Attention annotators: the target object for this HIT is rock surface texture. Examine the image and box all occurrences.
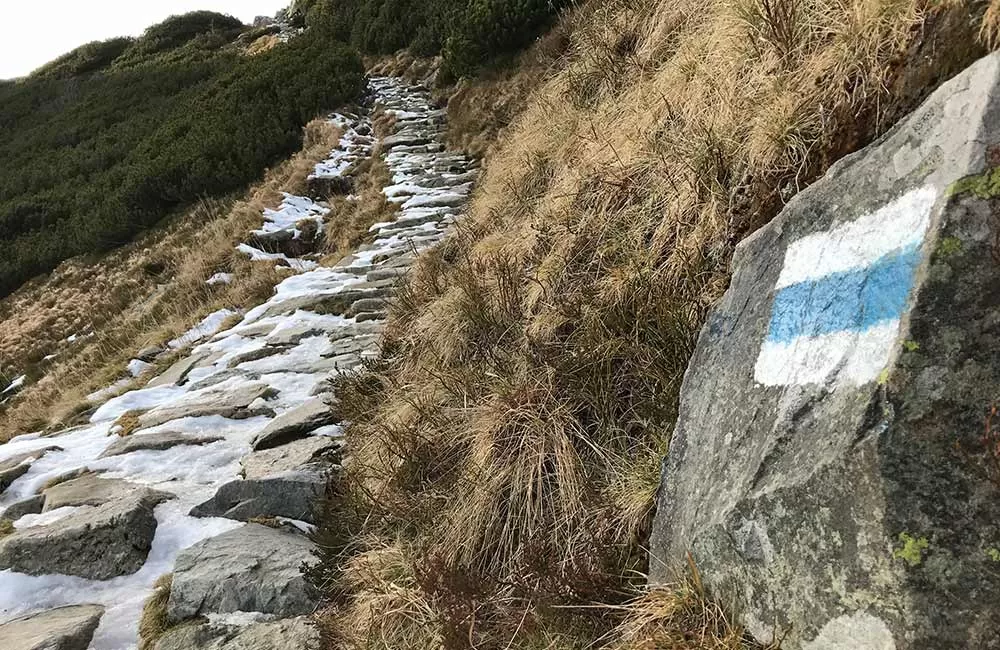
[166,524,318,622]
[0,76,474,650]
[0,604,104,650]
[650,53,1000,648]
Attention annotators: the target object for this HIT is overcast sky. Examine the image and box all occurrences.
[1,1,288,79]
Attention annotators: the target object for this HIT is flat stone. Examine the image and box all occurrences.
[0,604,104,650]
[136,345,165,362]
[138,381,274,429]
[347,297,390,317]
[0,447,61,494]
[251,398,336,451]
[0,491,169,579]
[98,431,223,459]
[186,369,261,392]
[649,52,1000,649]
[189,470,325,523]
[355,312,386,323]
[166,524,318,623]
[0,495,45,522]
[365,266,408,282]
[147,353,207,388]
[42,473,168,511]
[252,283,394,320]
[242,436,340,480]
[225,345,289,369]
[382,132,433,148]
[153,616,319,650]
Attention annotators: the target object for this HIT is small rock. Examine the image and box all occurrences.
[147,353,207,388]
[138,381,274,429]
[189,470,325,523]
[153,616,319,650]
[251,398,335,451]
[0,604,104,650]
[136,345,165,362]
[0,495,45,522]
[242,436,340,480]
[166,524,318,623]
[98,431,223,459]
[0,491,169,579]
[0,447,61,494]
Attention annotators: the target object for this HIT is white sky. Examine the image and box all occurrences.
[1,1,288,79]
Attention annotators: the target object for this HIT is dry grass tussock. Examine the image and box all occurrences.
[137,573,173,650]
[321,156,398,264]
[315,0,994,646]
[0,118,344,441]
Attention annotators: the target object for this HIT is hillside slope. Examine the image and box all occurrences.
[0,11,363,297]
[309,0,997,647]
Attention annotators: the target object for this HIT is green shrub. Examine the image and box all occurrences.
[0,29,364,296]
[32,38,133,79]
[304,0,567,75]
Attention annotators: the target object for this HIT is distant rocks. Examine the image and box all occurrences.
[0,604,104,650]
[166,524,318,623]
[98,431,223,459]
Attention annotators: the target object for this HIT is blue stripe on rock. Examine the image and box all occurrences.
[766,244,922,343]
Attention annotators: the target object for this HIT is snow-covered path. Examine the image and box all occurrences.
[0,77,475,650]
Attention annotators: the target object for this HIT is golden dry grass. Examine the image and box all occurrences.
[320,156,398,264]
[0,119,344,441]
[138,573,173,650]
[314,0,994,647]
[113,411,142,437]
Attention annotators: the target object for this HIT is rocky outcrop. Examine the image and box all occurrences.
[251,398,335,450]
[0,491,169,579]
[0,604,104,650]
[189,470,325,523]
[649,53,1000,648]
[153,616,319,650]
[166,524,318,622]
[242,436,339,480]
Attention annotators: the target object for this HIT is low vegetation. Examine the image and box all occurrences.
[291,0,569,79]
[0,12,364,297]
[0,118,345,440]
[309,0,994,646]
[137,574,173,650]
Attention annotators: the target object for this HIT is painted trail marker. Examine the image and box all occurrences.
[650,53,1000,650]
[754,186,938,387]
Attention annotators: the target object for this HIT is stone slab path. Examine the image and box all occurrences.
[0,77,475,650]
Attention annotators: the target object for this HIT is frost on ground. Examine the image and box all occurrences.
[0,77,476,650]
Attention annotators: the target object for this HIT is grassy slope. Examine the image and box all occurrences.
[0,119,345,440]
[314,0,994,647]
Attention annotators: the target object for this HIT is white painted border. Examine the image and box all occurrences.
[754,320,900,387]
[775,187,937,290]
